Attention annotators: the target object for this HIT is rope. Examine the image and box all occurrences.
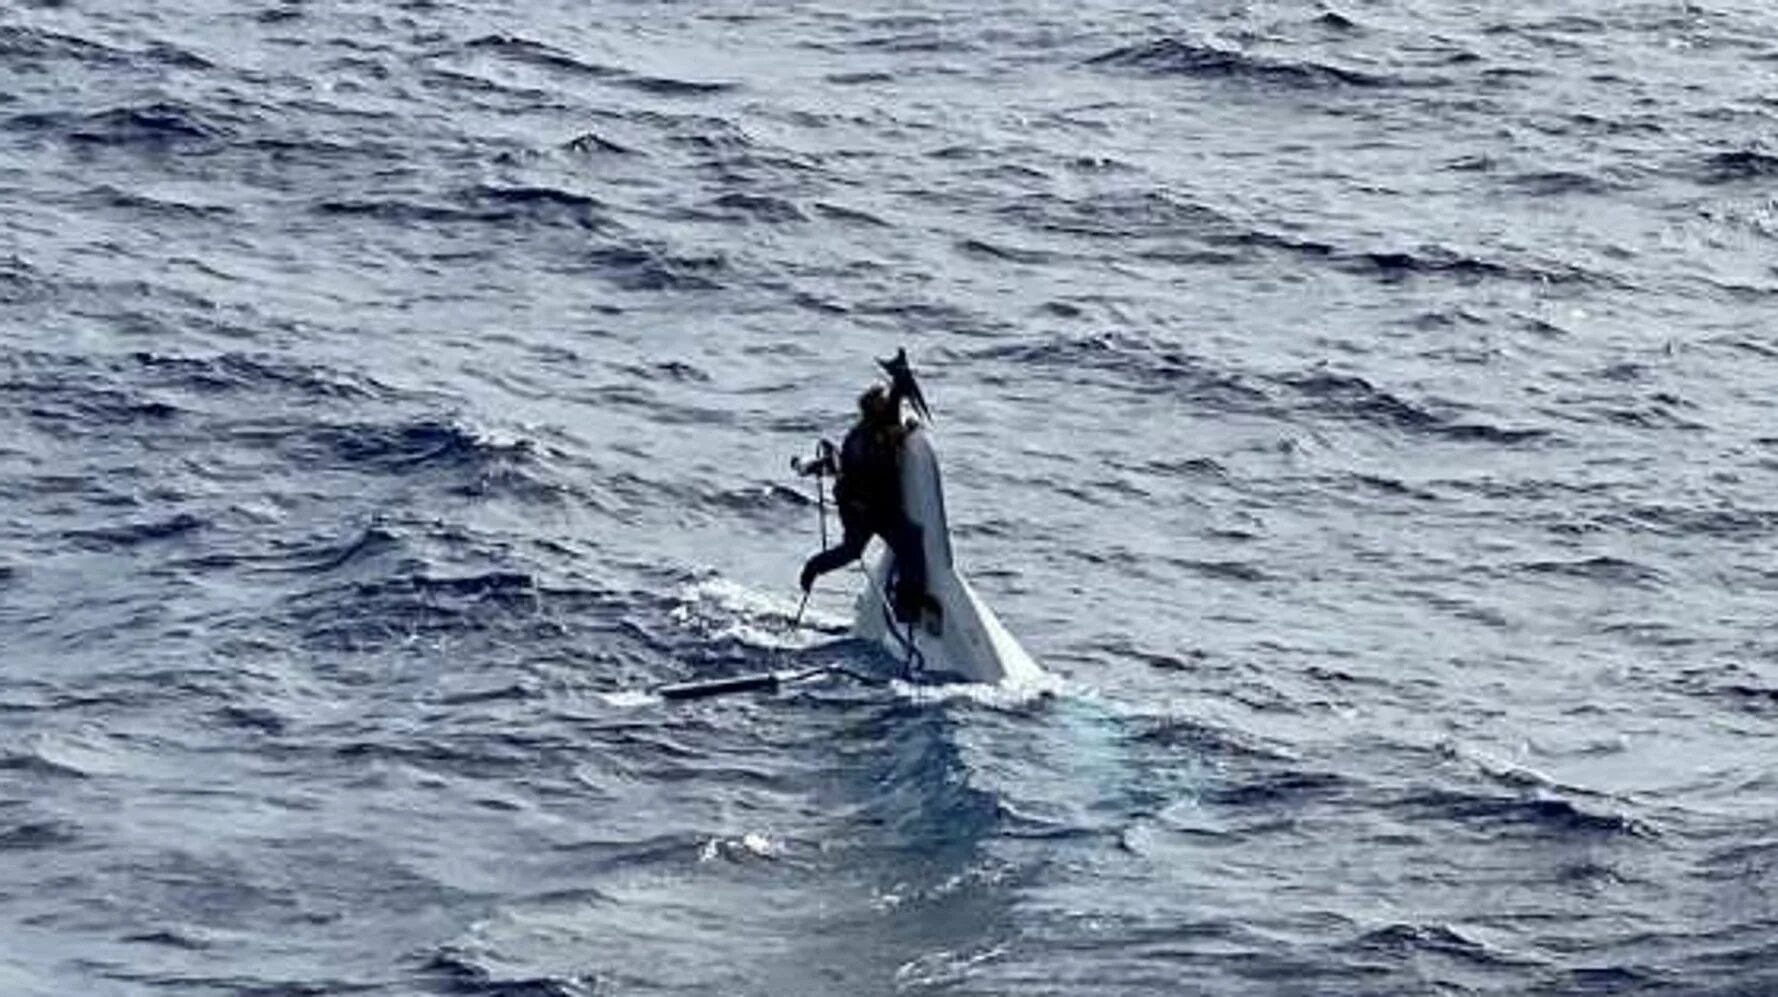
[815,467,828,550]
[856,558,924,678]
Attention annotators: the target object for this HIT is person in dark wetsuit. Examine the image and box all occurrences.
[797,381,928,622]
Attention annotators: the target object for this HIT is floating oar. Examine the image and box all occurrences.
[655,665,829,701]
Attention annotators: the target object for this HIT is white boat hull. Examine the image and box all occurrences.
[852,427,1043,686]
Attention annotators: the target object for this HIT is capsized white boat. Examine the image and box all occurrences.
[852,424,1044,686]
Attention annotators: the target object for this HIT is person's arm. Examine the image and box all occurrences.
[792,439,840,477]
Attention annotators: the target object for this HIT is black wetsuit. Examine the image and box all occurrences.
[800,419,928,621]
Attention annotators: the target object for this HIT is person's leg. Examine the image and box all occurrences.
[801,516,870,590]
[881,515,927,621]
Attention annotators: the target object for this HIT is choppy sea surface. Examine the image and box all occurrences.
[4,1,1778,993]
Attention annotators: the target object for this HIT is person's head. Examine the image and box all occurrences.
[857,383,896,426]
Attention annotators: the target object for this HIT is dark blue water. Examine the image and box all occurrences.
[5,0,1778,993]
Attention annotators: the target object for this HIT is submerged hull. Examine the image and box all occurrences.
[852,427,1044,686]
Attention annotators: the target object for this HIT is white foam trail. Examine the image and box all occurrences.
[889,669,1066,709]
[697,831,780,863]
[670,575,846,650]
[597,689,661,709]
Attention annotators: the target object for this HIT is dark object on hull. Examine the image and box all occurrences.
[877,347,932,423]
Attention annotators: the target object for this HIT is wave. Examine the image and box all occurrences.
[1202,769,1350,807]
[628,108,754,150]
[1344,246,1561,283]
[708,192,807,223]
[854,30,984,55]
[130,350,388,400]
[1346,921,1542,968]
[317,183,611,231]
[1700,149,1778,183]
[825,70,896,85]
[421,945,602,997]
[561,130,633,155]
[314,196,488,226]
[835,714,1008,852]
[330,730,570,776]
[0,254,45,305]
[137,40,214,71]
[1553,966,1670,993]
[462,32,619,78]
[265,523,403,575]
[0,749,88,779]
[79,184,235,219]
[1086,36,1404,89]
[120,928,213,951]
[1162,557,1270,583]
[280,572,643,655]
[460,32,733,96]
[584,243,728,291]
[1391,787,1651,838]
[1,367,181,431]
[995,189,1599,286]
[1281,368,1438,429]
[1125,713,1294,763]
[293,419,472,468]
[0,24,124,67]
[1,25,135,73]
[1141,455,1227,478]
[468,183,613,229]
[1555,397,1707,432]
[419,66,559,104]
[615,74,736,96]
[62,512,206,550]
[219,413,573,506]
[1619,504,1778,541]
[955,237,1055,264]
[613,359,710,384]
[997,188,1229,241]
[1278,369,1553,444]
[11,100,230,150]
[2,24,212,72]
[210,704,289,735]
[1700,838,1778,879]
[244,417,515,472]
[1505,169,1625,196]
[1224,226,1605,286]
[1516,555,1667,587]
[1348,473,1441,501]
[1480,16,1604,56]
[707,482,816,516]
[0,819,79,851]
[970,331,1269,409]
[812,201,891,228]
[1703,682,1778,715]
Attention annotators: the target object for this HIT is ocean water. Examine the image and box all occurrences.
[4,0,1778,993]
